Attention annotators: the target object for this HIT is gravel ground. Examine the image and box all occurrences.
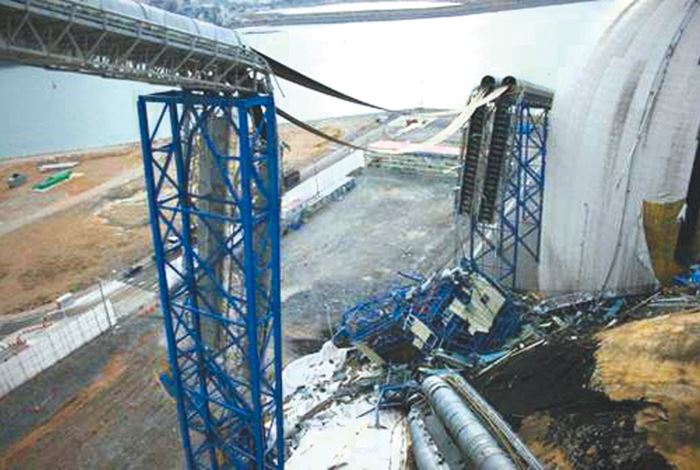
[0,168,458,468]
[282,168,458,359]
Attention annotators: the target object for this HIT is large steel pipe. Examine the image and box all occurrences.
[445,373,543,469]
[408,408,451,470]
[421,375,517,470]
[480,75,497,92]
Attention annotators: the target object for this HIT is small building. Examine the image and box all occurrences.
[366,140,460,177]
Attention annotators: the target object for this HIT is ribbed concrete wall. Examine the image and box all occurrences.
[539,0,700,294]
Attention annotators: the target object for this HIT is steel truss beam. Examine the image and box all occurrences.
[0,0,269,92]
[468,95,549,289]
[138,90,283,469]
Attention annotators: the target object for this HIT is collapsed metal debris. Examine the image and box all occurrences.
[674,265,700,290]
[333,266,522,364]
[286,267,700,468]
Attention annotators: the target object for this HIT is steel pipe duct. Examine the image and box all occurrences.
[421,375,517,470]
[408,408,451,470]
[445,374,543,469]
[480,75,497,93]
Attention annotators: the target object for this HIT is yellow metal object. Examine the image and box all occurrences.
[642,199,685,285]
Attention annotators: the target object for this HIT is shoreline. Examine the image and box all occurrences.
[237,0,594,28]
[0,111,391,165]
[0,142,139,167]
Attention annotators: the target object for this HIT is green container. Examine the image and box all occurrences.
[33,169,72,191]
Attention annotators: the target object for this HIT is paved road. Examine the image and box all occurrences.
[238,0,595,27]
[0,257,160,339]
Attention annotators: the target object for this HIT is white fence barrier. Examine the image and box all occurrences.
[0,300,117,398]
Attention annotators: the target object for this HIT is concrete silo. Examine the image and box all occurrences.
[539,0,700,294]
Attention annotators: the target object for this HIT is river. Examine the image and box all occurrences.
[0,0,615,158]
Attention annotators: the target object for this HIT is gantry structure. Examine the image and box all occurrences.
[138,90,283,468]
[457,76,552,289]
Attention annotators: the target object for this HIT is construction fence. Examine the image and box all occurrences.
[0,300,119,398]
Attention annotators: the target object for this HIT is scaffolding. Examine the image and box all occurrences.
[463,81,551,289]
[137,90,283,469]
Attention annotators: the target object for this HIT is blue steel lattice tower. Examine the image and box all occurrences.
[458,77,552,289]
[138,90,284,469]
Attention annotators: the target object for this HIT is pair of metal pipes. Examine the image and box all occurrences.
[412,374,542,470]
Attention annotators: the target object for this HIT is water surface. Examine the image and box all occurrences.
[0,1,615,158]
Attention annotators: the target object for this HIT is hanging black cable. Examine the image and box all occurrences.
[277,107,372,152]
[255,48,392,111]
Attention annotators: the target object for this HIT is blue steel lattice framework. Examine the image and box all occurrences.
[137,90,284,469]
[468,96,549,288]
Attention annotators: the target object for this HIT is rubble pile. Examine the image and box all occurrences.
[283,261,700,468]
[282,342,411,469]
[333,267,522,365]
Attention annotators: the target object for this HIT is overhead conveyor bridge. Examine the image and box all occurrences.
[0,0,270,92]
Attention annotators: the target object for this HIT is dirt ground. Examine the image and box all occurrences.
[0,168,457,468]
[593,311,700,469]
[0,145,141,223]
[0,186,152,315]
[278,114,380,173]
[475,311,700,470]
[0,115,380,317]
[0,145,151,315]
[0,310,181,469]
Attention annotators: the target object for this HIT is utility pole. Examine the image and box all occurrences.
[98,279,112,329]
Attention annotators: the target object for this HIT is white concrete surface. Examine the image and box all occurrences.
[540,0,700,294]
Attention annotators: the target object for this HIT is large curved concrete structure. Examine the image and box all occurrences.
[539,0,700,294]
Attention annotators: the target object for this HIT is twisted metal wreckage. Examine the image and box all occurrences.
[321,75,700,469]
[334,76,554,368]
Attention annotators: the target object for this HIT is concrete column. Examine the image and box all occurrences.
[198,115,231,351]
